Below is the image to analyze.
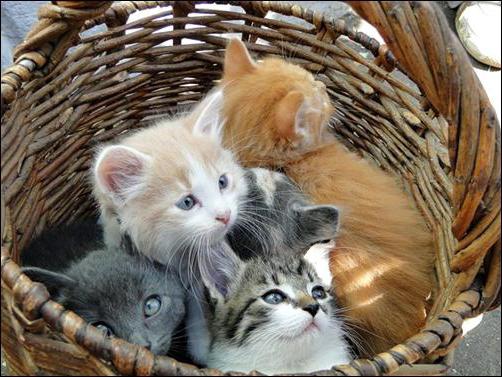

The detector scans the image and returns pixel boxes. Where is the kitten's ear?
[304,241,334,287]
[94,145,151,205]
[292,204,340,243]
[22,267,77,297]
[192,89,225,142]
[201,243,244,302]
[223,38,257,81]
[275,91,307,140]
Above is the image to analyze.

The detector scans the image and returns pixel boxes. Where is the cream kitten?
[92,90,247,364]
[93,90,246,269]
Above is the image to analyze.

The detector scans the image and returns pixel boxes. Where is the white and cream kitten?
[92,89,246,364]
[204,241,351,374]
[93,89,246,269]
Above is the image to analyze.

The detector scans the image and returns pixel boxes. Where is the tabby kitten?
[219,39,434,356]
[204,241,351,374]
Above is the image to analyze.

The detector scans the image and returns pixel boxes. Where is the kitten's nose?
[302,303,320,317]
[215,210,231,225]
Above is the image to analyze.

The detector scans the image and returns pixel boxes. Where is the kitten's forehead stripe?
[308,271,314,282]
[296,259,305,276]
[223,307,234,329]
[271,273,279,285]
[252,168,277,206]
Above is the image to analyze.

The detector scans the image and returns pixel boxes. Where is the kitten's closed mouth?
[302,321,319,335]
[283,321,320,340]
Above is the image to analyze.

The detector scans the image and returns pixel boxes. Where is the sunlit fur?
[219,39,435,356]
[205,245,351,374]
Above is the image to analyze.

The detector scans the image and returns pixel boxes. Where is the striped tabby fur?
[204,243,351,374]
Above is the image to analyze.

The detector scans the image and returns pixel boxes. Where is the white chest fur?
[207,325,351,374]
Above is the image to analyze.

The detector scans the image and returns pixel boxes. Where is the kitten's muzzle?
[215,210,231,225]
[302,303,320,317]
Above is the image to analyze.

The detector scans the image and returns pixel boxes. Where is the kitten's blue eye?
[312,286,327,300]
[92,322,113,337]
[144,295,161,317]
[262,290,286,305]
[218,174,228,190]
[176,195,197,210]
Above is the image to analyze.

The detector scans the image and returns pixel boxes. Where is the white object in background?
[474,67,501,122]
[462,313,485,336]
[456,1,501,68]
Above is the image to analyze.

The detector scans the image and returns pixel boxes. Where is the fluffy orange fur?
[219,39,435,356]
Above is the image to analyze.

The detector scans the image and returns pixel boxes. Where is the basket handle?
[346,2,501,311]
[346,2,500,239]
[1,1,113,107]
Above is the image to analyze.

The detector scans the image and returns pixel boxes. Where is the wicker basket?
[1,1,500,375]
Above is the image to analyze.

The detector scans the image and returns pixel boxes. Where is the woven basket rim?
[1,1,500,376]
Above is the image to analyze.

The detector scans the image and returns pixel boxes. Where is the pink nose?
[215,211,231,225]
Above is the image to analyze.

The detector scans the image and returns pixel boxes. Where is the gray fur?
[227,168,339,260]
[22,227,186,356]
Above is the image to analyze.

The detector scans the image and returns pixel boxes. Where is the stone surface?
[448,308,501,376]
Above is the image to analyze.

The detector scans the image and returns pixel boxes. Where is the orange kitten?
[219,39,434,356]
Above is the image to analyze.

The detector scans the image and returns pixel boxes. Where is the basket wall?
[1,1,500,376]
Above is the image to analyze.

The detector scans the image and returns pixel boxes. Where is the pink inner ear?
[223,39,257,81]
[275,91,305,140]
[97,147,146,195]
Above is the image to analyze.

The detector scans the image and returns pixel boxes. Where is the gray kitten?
[203,242,351,374]
[227,167,340,260]
[22,224,186,355]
